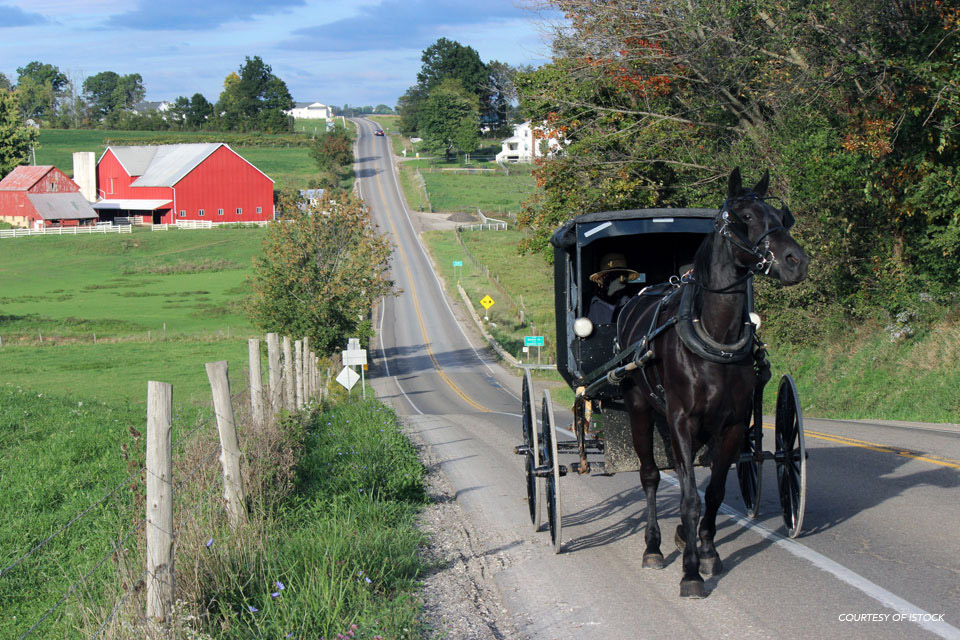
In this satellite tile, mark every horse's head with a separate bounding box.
[719,168,809,286]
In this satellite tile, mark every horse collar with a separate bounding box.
[675,283,755,364]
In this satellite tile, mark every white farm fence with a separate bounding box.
[0,225,132,239]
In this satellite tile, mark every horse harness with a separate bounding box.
[609,204,780,411]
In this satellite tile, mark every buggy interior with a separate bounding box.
[579,232,705,319]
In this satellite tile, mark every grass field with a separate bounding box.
[34,128,318,192]
[0,227,266,405]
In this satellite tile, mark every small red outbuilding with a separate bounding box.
[0,165,99,228]
[94,143,275,224]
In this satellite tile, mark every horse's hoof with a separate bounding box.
[674,525,685,551]
[680,579,707,599]
[699,554,723,576]
[642,552,665,570]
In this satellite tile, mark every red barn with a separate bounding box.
[94,143,274,224]
[0,165,98,228]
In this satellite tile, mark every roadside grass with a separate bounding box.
[421,228,556,364]
[34,129,319,192]
[2,385,430,638]
[192,398,428,639]
[0,385,205,640]
[0,228,266,405]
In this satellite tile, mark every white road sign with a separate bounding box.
[342,349,367,366]
[336,366,360,390]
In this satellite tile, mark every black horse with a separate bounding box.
[617,168,809,598]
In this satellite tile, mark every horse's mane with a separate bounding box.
[691,230,717,291]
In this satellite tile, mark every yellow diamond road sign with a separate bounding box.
[480,295,495,310]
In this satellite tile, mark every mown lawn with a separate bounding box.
[0,228,266,405]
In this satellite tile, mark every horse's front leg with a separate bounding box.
[670,413,705,598]
[697,422,744,576]
[624,382,663,569]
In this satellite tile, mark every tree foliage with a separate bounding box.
[215,57,294,133]
[16,61,68,119]
[82,71,145,120]
[0,90,38,178]
[519,0,960,331]
[418,79,480,158]
[310,126,354,189]
[250,191,394,353]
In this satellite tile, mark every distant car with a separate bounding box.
[374,129,385,136]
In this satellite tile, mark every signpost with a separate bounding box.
[452,260,463,282]
[480,295,495,321]
[336,366,360,395]
[524,335,545,365]
[341,338,368,398]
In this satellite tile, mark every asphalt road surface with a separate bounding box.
[352,117,960,640]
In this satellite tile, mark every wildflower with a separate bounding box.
[205,538,214,548]
[365,577,372,584]
[276,581,285,591]
[248,605,258,613]
[272,591,281,598]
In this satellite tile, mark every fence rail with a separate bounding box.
[0,225,132,239]
[173,220,271,230]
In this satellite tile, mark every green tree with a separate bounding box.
[168,96,190,128]
[417,38,488,98]
[0,90,38,178]
[186,93,213,128]
[374,104,393,114]
[397,85,427,135]
[15,61,68,119]
[216,57,293,132]
[310,127,354,189]
[0,73,10,91]
[82,71,145,119]
[250,190,394,353]
[419,79,481,159]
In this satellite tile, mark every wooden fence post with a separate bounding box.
[248,339,264,431]
[302,337,311,400]
[282,336,294,411]
[146,381,174,624]
[266,333,281,416]
[294,339,303,409]
[205,361,247,528]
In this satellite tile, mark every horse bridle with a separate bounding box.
[681,194,791,295]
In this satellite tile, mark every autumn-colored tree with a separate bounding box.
[249,191,394,353]
[520,0,960,333]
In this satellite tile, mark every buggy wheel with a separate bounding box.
[521,370,541,531]
[540,390,562,553]
[736,417,763,518]
[775,375,807,538]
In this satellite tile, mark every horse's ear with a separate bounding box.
[752,170,770,198]
[781,204,795,229]
[727,168,742,201]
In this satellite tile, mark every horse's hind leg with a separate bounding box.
[625,386,663,569]
[698,423,744,576]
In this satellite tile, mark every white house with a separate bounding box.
[495,121,562,164]
[286,102,332,120]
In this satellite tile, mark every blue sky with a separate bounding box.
[0,0,559,108]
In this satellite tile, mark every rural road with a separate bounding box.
[351,117,960,640]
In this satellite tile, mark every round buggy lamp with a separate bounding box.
[573,317,594,338]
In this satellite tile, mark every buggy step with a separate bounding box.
[557,439,604,454]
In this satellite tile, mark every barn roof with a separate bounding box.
[0,166,57,191]
[107,143,222,186]
[26,193,98,220]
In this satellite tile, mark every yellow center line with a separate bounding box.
[761,422,960,469]
[369,141,490,413]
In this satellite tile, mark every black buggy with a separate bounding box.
[514,208,808,553]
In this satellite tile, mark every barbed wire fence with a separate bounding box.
[4,332,327,639]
